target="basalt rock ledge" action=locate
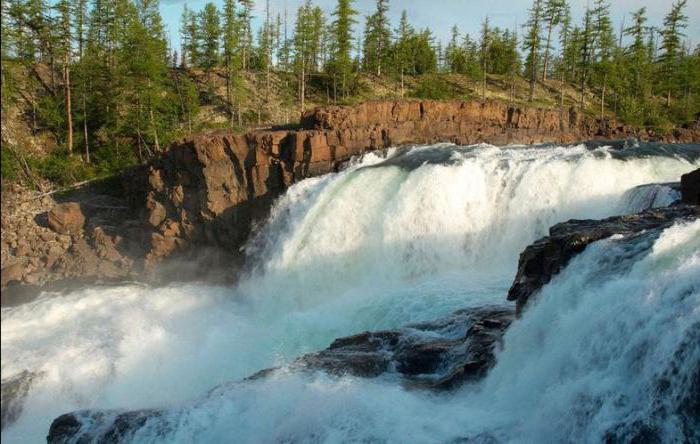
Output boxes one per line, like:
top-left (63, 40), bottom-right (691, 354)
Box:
top-left (507, 204), bottom-right (699, 314)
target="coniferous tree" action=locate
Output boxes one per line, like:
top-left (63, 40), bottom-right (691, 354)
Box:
top-left (222, 0), bottom-right (240, 127)
top-left (541, 0), bottom-right (566, 81)
top-left (55, 0), bottom-right (73, 154)
top-left (362, 0), bottom-right (391, 76)
top-left (578, 6), bottom-right (595, 106)
top-left (293, 0), bottom-right (314, 113)
top-left (479, 17), bottom-right (490, 100)
top-left (328, 0), bottom-right (357, 99)
top-left (393, 9), bottom-right (413, 94)
top-left (198, 3), bottom-right (220, 69)
top-left (592, 0), bottom-right (615, 118)
top-left (238, 0), bottom-right (253, 70)
top-left (658, 0), bottom-right (687, 107)
top-left (522, 0), bottom-right (543, 102)
top-left (180, 4), bottom-right (199, 67)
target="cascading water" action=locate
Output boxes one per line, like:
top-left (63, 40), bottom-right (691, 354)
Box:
top-left (1, 143), bottom-right (698, 443)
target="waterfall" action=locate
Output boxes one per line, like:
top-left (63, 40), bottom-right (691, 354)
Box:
top-left (2, 143), bottom-right (698, 443)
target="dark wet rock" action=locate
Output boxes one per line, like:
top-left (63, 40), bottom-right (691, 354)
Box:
top-left (47, 410), bottom-right (163, 444)
top-left (681, 168), bottom-right (700, 205)
top-left (294, 305), bottom-right (514, 389)
top-left (507, 205), bottom-right (699, 314)
top-left (47, 413), bottom-right (83, 443)
top-left (46, 306), bottom-right (514, 442)
top-left (1, 370), bottom-right (41, 430)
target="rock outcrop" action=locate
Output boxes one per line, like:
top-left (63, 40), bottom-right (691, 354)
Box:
top-left (3, 99), bottom-right (699, 295)
top-left (266, 305), bottom-right (513, 389)
top-left (47, 203), bottom-right (86, 235)
top-left (681, 168), bottom-right (700, 204)
top-left (46, 305), bottom-right (513, 443)
top-left (507, 204), bottom-right (699, 314)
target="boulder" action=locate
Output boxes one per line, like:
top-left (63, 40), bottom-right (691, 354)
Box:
top-left (286, 305), bottom-right (514, 389)
top-left (0, 262), bottom-right (24, 287)
top-left (681, 168), bottom-right (699, 205)
top-left (47, 203), bottom-right (85, 234)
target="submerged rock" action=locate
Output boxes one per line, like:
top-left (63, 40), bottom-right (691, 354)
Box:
top-left (507, 204), bottom-right (699, 314)
top-left (1, 370), bottom-right (41, 430)
top-left (294, 305), bottom-right (514, 389)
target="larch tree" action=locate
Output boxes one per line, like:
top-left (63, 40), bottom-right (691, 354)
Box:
top-left (479, 16), bottom-right (491, 100)
top-left (56, 0), bottom-right (73, 155)
top-left (199, 3), bottom-right (220, 69)
top-left (328, 0), bottom-right (357, 99)
top-left (522, 0), bottom-right (543, 102)
top-left (592, 0), bottom-right (615, 119)
top-left (658, 0), bottom-right (687, 107)
top-left (363, 0), bottom-right (391, 76)
top-left (222, 0), bottom-right (240, 127)
top-left (541, 0), bottom-right (566, 81)
top-left (238, 0), bottom-right (253, 70)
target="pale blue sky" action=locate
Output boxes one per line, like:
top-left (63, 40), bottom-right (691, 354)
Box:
top-left (159, 0), bottom-right (700, 53)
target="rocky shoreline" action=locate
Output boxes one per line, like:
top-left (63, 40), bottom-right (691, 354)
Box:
top-left (2, 100), bottom-right (699, 298)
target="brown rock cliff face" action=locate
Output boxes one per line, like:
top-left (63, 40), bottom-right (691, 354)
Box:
top-left (137, 100), bottom-right (698, 268)
top-left (2, 100), bottom-right (698, 294)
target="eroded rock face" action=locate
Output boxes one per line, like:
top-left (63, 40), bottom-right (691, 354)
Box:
top-left (46, 306), bottom-right (514, 443)
top-left (507, 205), bottom-right (699, 314)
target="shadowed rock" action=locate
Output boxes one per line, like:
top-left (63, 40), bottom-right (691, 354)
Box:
top-left (681, 168), bottom-right (700, 205)
top-left (507, 204), bottom-right (699, 314)
top-left (294, 305), bottom-right (514, 389)
top-left (1, 370), bottom-right (41, 430)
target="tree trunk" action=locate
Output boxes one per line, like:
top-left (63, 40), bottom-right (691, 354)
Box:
top-left (300, 57), bottom-right (306, 114)
top-left (31, 93), bottom-right (37, 134)
top-left (149, 108), bottom-right (160, 152)
top-left (542, 20), bottom-right (554, 82)
top-left (227, 66), bottom-right (235, 130)
top-left (600, 73), bottom-right (606, 121)
top-left (529, 50), bottom-right (536, 102)
top-left (83, 92), bottom-right (89, 163)
top-left (136, 99), bottom-right (143, 162)
top-left (64, 53), bottom-right (73, 155)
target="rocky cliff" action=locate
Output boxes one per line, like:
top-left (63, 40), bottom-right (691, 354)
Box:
top-left (2, 100), bottom-right (699, 295)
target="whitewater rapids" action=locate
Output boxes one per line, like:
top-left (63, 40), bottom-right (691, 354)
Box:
top-left (2, 143), bottom-right (698, 443)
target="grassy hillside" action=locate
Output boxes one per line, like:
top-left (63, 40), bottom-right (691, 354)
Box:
top-left (0, 63), bottom-right (685, 191)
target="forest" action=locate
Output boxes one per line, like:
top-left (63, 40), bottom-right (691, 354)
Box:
top-left (1, 0), bottom-right (698, 186)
